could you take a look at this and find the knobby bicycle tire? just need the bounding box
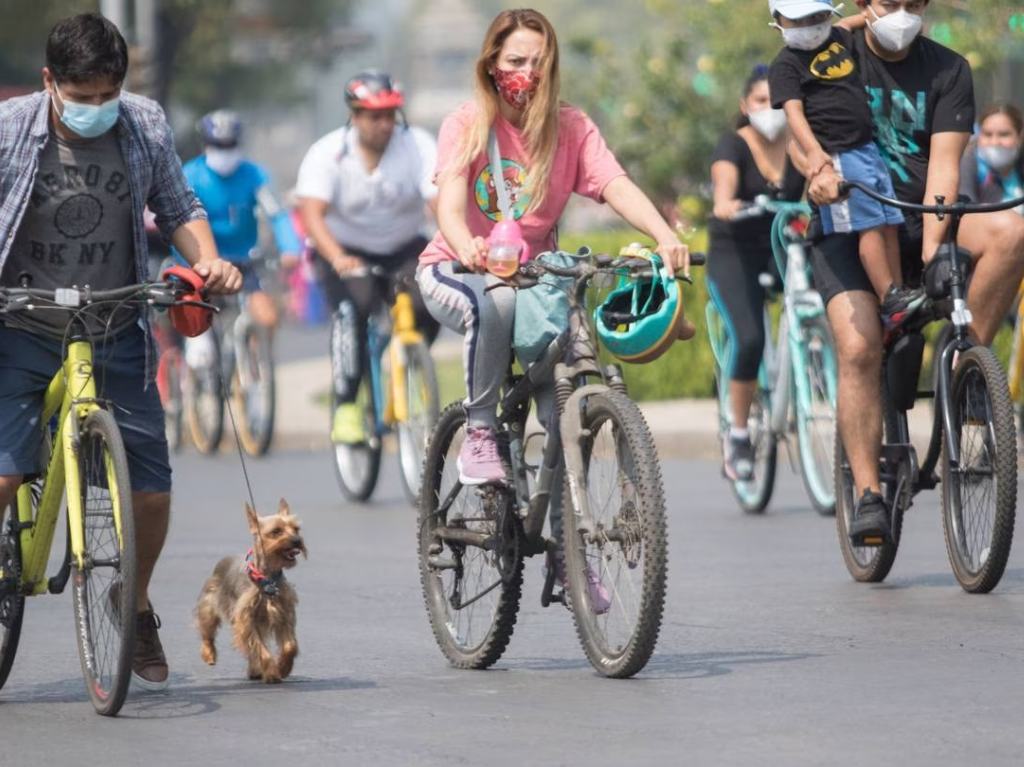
[0,502,25,692]
[71,408,137,716]
[562,390,666,678]
[234,325,276,457]
[941,347,1017,593]
[417,402,523,669]
[396,341,440,505]
[794,318,837,515]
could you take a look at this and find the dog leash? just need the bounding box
[224,389,270,565]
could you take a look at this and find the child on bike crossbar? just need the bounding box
[768,0,925,330]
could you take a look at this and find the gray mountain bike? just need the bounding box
[417,250,704,678]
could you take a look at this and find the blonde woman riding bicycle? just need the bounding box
[416,7,688,485]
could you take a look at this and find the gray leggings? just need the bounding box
[417,261,554,429]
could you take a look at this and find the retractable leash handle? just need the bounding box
[161,265,214,337]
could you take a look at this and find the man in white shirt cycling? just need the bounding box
[297,70,439,443]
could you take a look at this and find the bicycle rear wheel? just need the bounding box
[184,332,224,455]
[418,403,523,669]
[71,409,137,716]
[795,318,837,515]
[0,501,26,692]
[233,325,276,457]
[562,390,666,678]
[942,347,1017,593]
[396,341,440,505]
[834,403,905,583]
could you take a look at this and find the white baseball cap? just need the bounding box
[769,0,840,19]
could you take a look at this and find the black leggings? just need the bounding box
[706,242,777,382]
[316,237,439,403]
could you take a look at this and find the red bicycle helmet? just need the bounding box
[161,265,212,337]
[344,70,404,110]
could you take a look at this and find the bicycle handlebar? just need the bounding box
[452,251,706,280]
[837,180,1024,217]
[0,281,220,315]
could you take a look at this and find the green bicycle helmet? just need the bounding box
[594,247,695,364]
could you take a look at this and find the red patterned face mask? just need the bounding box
[491,68,541,110]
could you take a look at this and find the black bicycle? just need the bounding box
[834,181,1024,593]
[417,250,703,678]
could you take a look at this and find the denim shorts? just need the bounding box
[820,142,905,235]
[0,323,171,492]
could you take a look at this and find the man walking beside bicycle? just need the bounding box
[0,14,241,690]
[805,0,1024,543]
[297,71,441,445]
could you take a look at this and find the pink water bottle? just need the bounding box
[487,219,529,278]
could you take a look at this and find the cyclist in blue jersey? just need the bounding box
[182,109,302,330]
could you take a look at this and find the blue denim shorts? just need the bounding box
[820,142,905,235]
[0,324,171,492]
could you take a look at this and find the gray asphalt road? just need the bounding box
[3,447,1023,766]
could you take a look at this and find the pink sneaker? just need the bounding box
[547,551,612,615]
[457,426,507,485]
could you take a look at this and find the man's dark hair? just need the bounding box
[46,13,129,85]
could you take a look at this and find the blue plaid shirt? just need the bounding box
[0,90,207,381]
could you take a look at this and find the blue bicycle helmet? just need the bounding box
[198,109,243,148]
[594,246,695,364]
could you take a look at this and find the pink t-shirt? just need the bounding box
[419,102,627,264]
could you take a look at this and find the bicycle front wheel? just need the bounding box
[563,390,666,678]
[0,501,26,692]
[396,341,440,505]
[233,325,276,457]
[71,409,137,716]
[732,387,777,514]
[184,333,224,455]
[794,319,837,515]
[942,347,1017,593]
[418,403,523,669]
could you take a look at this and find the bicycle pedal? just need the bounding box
[850,532,886,548]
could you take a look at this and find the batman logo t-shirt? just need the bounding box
[769,27,874,154]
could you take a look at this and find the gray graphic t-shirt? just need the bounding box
[2,127,136,338]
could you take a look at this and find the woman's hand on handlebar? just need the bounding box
[656,237,690,278]
[456,236,489,273]
[807,164,843,207]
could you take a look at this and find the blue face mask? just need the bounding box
[52,85,120,138]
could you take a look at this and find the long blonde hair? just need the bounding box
[450,8,561,213]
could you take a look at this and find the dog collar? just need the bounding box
[244,548,285,597]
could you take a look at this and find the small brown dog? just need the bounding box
[195,499,306,683]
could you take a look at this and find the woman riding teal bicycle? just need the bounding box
[707,65,804,482]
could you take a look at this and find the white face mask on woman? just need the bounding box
[867,7,923,53]
[773,19,833,51]
[978,144,1021,172]
[748,108,788,141]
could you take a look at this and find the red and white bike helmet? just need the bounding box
[344,70,404,110]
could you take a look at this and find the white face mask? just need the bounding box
[748,108,788,141]
[867,7,923,53]
[978,144,1021,172]
[774,20,833,51]
[205,147,243,176]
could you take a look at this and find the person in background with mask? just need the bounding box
[182,110,302,332]
[769,0,924,331]
[805,0,1024,545]
[0,13,241,691]
[960,103,1024,215]
[707,64,805,482]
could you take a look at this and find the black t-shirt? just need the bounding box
[852,28,975,212]
[708,131,805,250]
[769,28,873,154]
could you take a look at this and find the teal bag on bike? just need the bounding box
[513,250,580,367]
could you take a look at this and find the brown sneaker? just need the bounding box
[132,608,169,692]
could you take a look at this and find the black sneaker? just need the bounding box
[880,284,927,331]
[848,489,891,547]
[723,435,755,482]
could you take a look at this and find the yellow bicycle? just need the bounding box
[0,278,208,715]
[330,268,439,504]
